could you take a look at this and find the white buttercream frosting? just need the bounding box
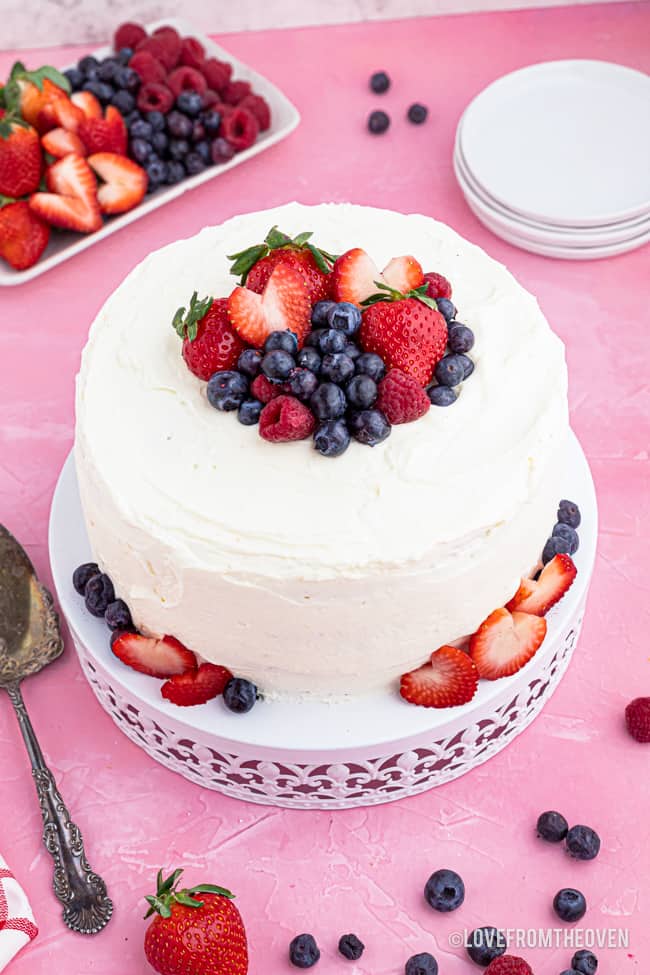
[75,202,568,698]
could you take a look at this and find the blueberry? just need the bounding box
[428,385,457,407]
[566,825,600,861]
[167,110,193,139]
[223,677,258,713]
[370,70,390,94]
[185,151,206,175]
[146,110,166,132]
[73,562,99,595]
[349,409,391,447]
[407,102,428,124]
[465,926,507,966]
[313,418,350,457]
[355,352,386,382]
[116,47,134,64]
[542,535,571,564]
[559,971,581,975]
[64,67,84,90]
[98,58,119,82]
[572,949,598,974]
[237,349,263,377]
[264,330,299,355]
[82,80,113,103]
[304,330,323,348]
[287,368,319,401]
[176,90,203,116]
[262,349,295,381]
[130,118,154,140]
[84,573,115,618]
[202,109,222,134]
[346,374,377,410]
[289,933,320,969]
[206,370,249,411]
[237,399,263,426]
[327,301,362,337]
[297,347,321,373]
[434,354,466,387]
[111,89,135,114]
[105,599,134,631]
[321,353,355,385]
[169,138,191,161]
[151,131,169,155]
[553,888,587,923]
[125,110,143,130]
[146,158,168,188]
[166,160,186,184]
[130,137,151,164]
[368,109,390,134]
[338,934,364,960]
[344,343,361,361]
[318,329,347,354]
[436,297,456,321]
[210,137,235,163]
[458,353,474,379]
[424,869,465,912]
[191,120,206,143]
[195,140,211,165]
[558,499,581,528]
[115,66,140,92]
[405,952,438,975]
[79,55,99,75]
[311,300,337,328]
[310,383,347,421]
[552,522,579,554]
[447,322,475,353]
[537,810,569,843]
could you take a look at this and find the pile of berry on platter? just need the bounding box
[173,225,476,457]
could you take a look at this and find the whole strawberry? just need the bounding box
[228,225,336,304]
[360,285,447,386]
[173,293,246,380]
[144,868,248,975]
[0,199,49,270]
[0,111,42,197]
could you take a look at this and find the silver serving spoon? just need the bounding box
[0,524,113,935]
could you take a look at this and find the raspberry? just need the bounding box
[222,80,252,106]
[423,271,453,300]
[222,107,259,151]
[130,51,166,85]
[259,395,315,442]
[251,374,284,403]
[625,697,650,742]
[151,27,182,68]
[485,956,533,975]
[167,66,208,98]
[240,93,271,131]
[201,58,232,92]
[114,21,147,52]
[136,35,178,72]
[179,36,206,69]
[136,82,174,114]
[202,90,222,109]
[376,368,430,424]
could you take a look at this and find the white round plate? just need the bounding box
[49,435,596,808]
[454,144,650,246]
[459,60,650,227]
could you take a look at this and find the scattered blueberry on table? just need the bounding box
[289,933,321,968]
[424,868,465,912]
[368,109,391,134]
[553,888,587,923]
[536,809,569,842]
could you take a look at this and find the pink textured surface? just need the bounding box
[0,4,649,973]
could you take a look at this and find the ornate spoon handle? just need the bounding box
[6,681,113,935]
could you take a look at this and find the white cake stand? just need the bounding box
[48,433,596,809]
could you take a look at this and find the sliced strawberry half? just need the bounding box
[506,554,577,616]
[382,255,424,293]
[87,152,147,215]
[469,607,547,680]
[78,105,127,155]
[71,90,103,120]
[331,247,382,304]
[111,631,197,678]
[46,151,97,205]
[161,663,233,707]
[30,153,101,232]
[400,645,479,708]
[42,126,87,158]
[227,262,310,348]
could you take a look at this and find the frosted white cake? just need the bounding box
[75,202,569,699]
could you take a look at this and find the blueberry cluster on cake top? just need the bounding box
[172,226,476,456]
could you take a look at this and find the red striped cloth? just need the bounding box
[0,859,37,971]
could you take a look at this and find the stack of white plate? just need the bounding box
[454,60,650,259]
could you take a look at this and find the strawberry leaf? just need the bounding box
[172,291,213,342]
[188,884,235,899]
[306,242,331,275]
[8,61,70,94]
[175,893,205,909]
[292,230,313,247]
[264,225,292,249]
[227,243,268,282]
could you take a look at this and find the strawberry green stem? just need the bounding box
[144,868,234,920]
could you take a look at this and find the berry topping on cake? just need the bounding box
[625,697,650,743]
[400,645,479,708]
[87,152,147,214]
[485,956,533,975]
[360,287,447,385]
[227,261,311,348]
[382,255,424,293]
[469,607,547,679]
[228,226,336,304]
[507,553,577,616]
[313,418,351,457]
[348,408,391,446]
[161,663,233,706]
[111,631,197,678]
[422,271,452,299]
[251,373,284,403]
[30,153,102,233]
[259,395,315,442]
[0,200,50,271]
[173,293,245,380]
[376,368,430,424]
[84,572,115,616]
[207,370,250,411]
[424,868,465,912]
[223,677,258,713]
[331,248,423,304]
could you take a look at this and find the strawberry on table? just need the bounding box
[0,199,49,270]
[161,663,233,706]
[469,607,547,680]
[111,631,197,678]
[506,553,577,616]
[227,261,311,348]
[172,293,246,380]
[86,152,146,214]
[228,226,336,304]
[144,868,248,975]
[331,248,423,304]
[400,645,479,708]
[0,110,42,197]
[30,152,102,232]
[78,105,127,155]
